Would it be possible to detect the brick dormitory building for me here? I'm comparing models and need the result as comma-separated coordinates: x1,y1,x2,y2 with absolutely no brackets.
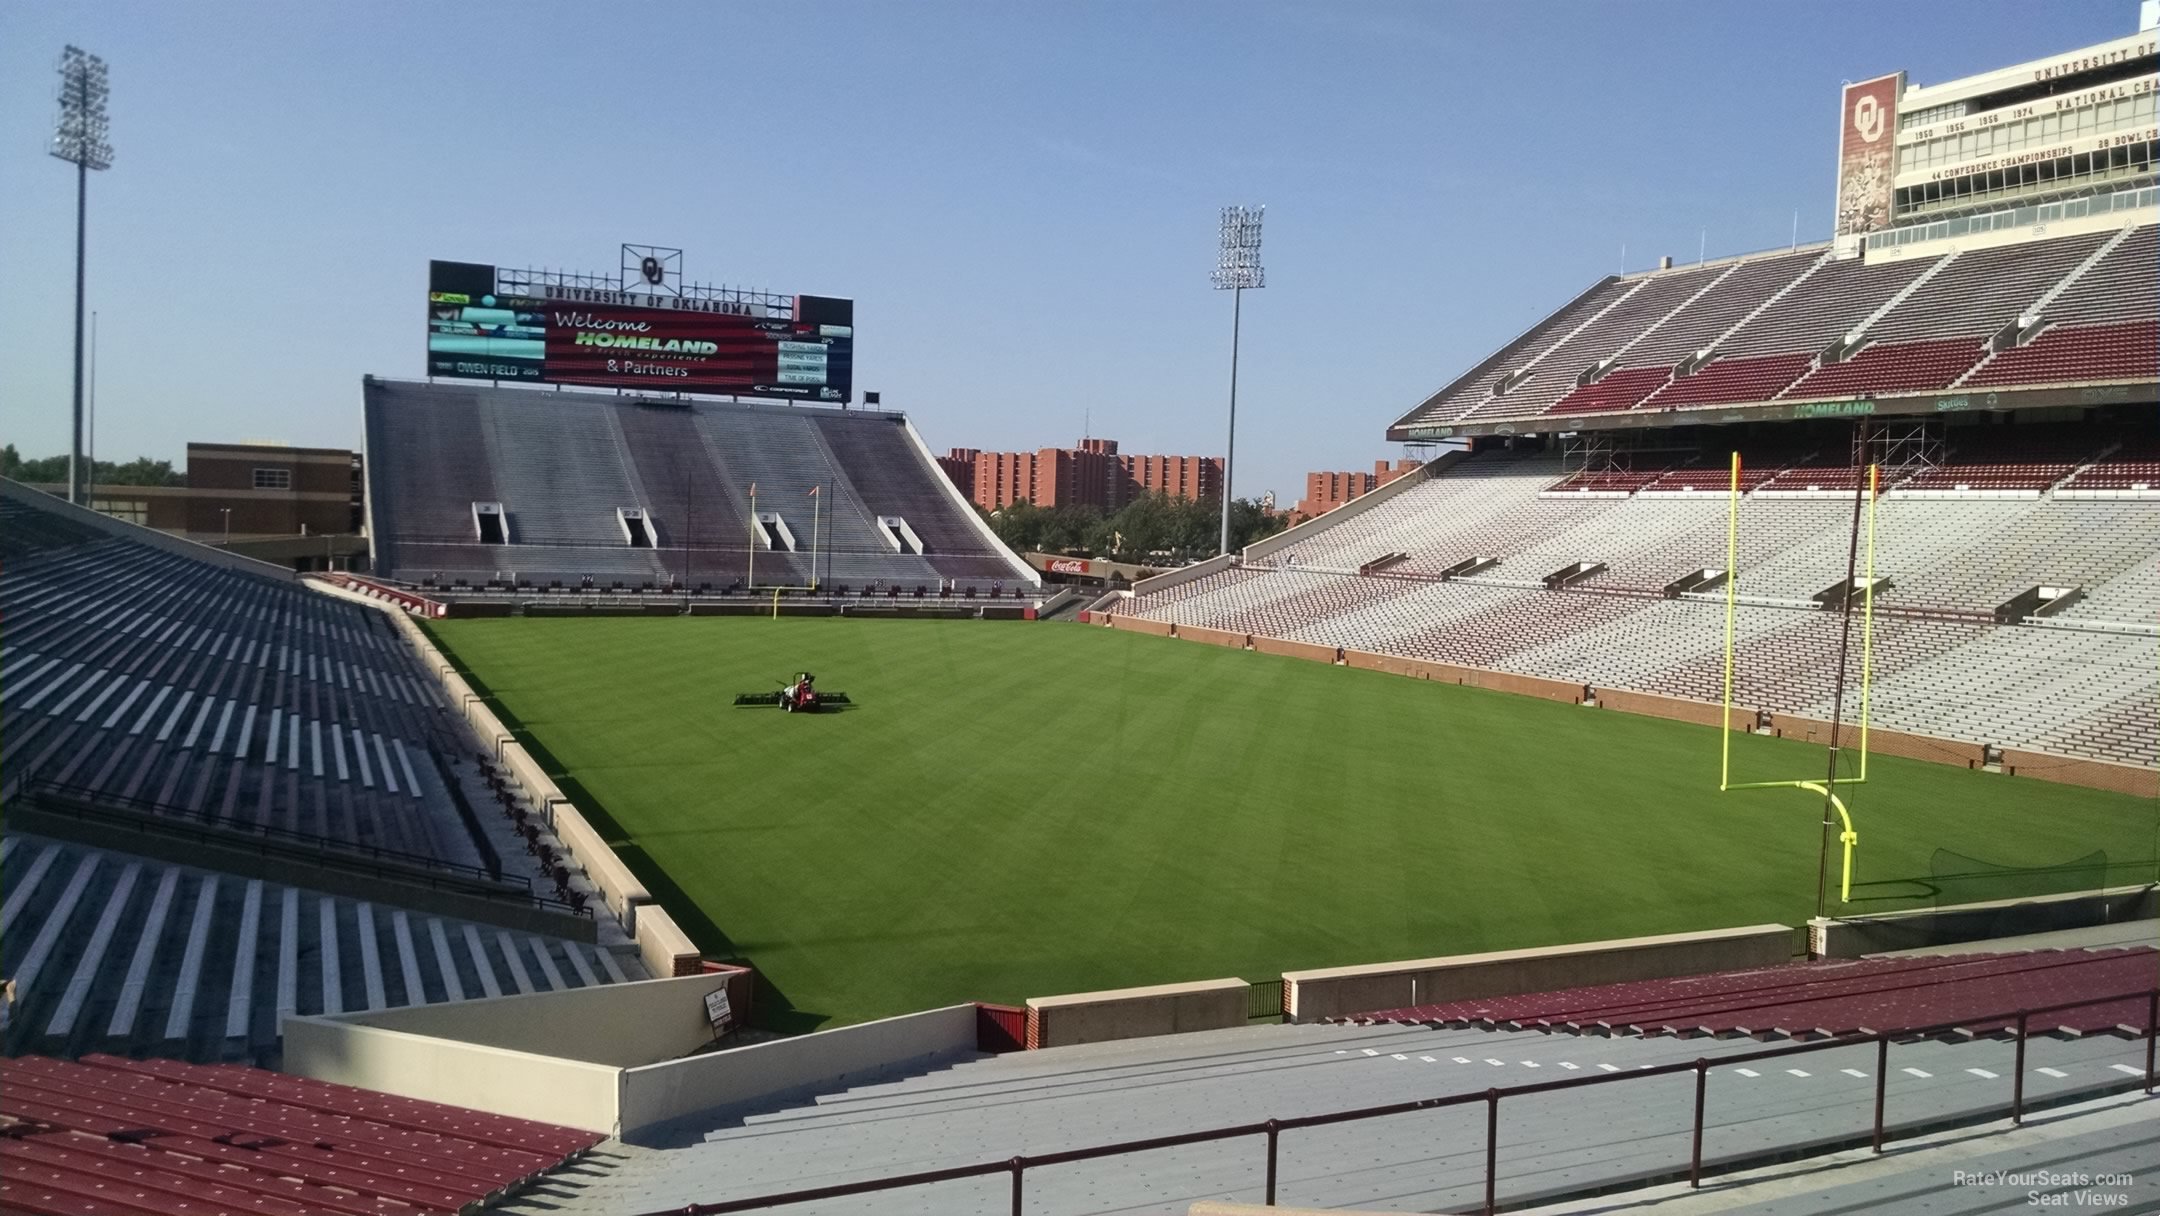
939,438,1224,511
1293,459,1424,521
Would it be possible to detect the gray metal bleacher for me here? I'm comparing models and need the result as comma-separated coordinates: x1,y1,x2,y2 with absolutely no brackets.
0,833,645,1068
0,486,651,1070
2,538,481,861
498,1018,2150,1216
810,413,1036,583
363,380,1034,591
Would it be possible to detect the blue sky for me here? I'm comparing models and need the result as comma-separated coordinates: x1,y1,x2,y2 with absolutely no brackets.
0,1,2130,502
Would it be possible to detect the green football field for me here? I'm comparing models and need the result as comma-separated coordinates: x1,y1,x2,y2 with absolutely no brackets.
428,617,2154,1031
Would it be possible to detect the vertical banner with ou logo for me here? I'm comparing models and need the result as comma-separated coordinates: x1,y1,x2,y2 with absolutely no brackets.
1834,73,1904,244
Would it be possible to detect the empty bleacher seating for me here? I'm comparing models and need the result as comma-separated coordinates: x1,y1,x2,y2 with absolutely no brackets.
2,521,479,863
1396,223,2151,427
1469,265,1730,422
364,380,1034,591
0,834,642,1066
1,485,649,1067
1638,256,1939,410
1399,280,1638,427
1129,439,2160,767
1778,335,1989,400
1966,318,2160,389
1963,222,2157,390
0,1052,602,1213
2061,435,2160,496
1343,946,2158,1040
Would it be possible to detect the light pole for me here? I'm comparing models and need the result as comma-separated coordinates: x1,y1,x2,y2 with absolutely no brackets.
220,507,231,545
1210,205,1264,556
51,46,113,507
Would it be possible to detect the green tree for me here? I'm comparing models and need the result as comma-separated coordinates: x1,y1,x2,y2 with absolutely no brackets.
0,446,183,486
980,492,1282,564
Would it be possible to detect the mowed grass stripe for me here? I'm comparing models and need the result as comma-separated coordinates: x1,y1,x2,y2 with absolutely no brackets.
429,617,2153,1031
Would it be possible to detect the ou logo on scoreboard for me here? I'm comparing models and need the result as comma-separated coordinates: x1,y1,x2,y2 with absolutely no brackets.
1852,94,1886,143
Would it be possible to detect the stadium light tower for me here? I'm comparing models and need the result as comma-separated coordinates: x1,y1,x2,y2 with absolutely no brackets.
52,46,113,507
1210,205,1264,556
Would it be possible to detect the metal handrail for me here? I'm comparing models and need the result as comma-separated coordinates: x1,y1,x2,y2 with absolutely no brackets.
644,986,2159,1216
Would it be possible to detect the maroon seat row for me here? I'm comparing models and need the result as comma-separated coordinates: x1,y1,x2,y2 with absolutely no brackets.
1340,947,2158,1041
0,1053,602,1216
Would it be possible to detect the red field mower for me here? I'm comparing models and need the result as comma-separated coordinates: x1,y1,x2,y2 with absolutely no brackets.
734,673,851,713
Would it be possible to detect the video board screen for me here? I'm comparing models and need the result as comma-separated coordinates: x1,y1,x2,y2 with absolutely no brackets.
426,260,854,402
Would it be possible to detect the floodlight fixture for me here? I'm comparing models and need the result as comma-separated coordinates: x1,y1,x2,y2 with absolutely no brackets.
1210,205,1265,291
51,46,114,171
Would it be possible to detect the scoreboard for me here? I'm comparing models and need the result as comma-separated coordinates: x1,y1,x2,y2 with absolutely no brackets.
425,260,854,402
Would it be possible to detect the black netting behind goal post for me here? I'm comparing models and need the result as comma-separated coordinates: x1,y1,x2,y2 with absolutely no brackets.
1929,847,2111,912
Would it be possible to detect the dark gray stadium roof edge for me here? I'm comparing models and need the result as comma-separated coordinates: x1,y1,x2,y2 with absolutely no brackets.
0,474,298,581
1386,378,2160,443
358,374,911,425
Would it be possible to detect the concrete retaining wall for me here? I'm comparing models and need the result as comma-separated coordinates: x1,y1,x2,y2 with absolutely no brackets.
1810,886,2158,958
1342,649,1584,704
310,974,736,1067
384,614,657,935
1595,687,1750,731
548,804,652,930
283,972,767,1136
1281,925,1794,1023
1251,636,1341,665
282,1017,623,1134
1110,614,1176,637
1026,978,1249,1048
616,1004,979,1141
635,904,704,977
1772,714,1986,769
2001,748,2160,798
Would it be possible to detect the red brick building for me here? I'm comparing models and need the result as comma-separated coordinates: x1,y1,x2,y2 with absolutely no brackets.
942,438,1225,512
1294,459,1421,520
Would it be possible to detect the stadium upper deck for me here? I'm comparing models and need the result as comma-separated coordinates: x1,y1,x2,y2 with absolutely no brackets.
1392,28,2158,444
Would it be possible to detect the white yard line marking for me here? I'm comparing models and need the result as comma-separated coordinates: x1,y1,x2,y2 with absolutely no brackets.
1966,1068,1998,1080
1786,1069,1811,1078
1392,1054,1408,1061
1485,1058,1506,1066
1902,1067,1932,1079
1419,1056,1436,1063
1361,1048,1378,1057
1734,1068,1760,1078
2035,1067,2068,1079
1841,1068,1868,1078
1598,1064,1621,1073
1520,1061,1540,1068
1452,1057,1472,1064
1558,1062,1579,1070
2110,1064,2143,1076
